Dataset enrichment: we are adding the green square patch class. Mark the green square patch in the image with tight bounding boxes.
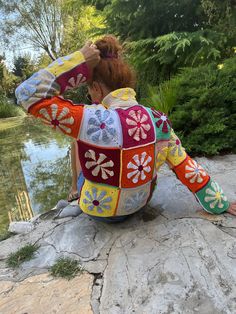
[196,179,229,214]
[146,107,171,141]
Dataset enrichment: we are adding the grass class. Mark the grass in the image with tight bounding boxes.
[0,97,25,119]
[49,257,83,280]
[6,244,40,268]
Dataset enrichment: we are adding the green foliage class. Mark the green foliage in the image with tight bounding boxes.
[0,94,25,118]
[13,55,36,80]
[0,229,15,242]
[0,57,18,98]
[127,29,235,101]
[50,258,83,280]
[85,0,207,40]
[7,244,40,268]
[141,78,180,114]
[169,57,236,156]
[60,3,105,55]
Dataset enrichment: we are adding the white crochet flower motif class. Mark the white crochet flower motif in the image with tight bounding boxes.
[185,159,207,183]
[204,181,227,209]
[126,110,151,141]
[65,74,86,91]
[127,152,152,183]
[39,104,74,134]
[85,150,114,180]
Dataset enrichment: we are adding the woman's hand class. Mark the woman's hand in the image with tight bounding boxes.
[226,202,236,216]
[80,41,100,72]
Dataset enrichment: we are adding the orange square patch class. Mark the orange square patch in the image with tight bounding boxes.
[29,96,84,139]
[174,156,210,193]
[121,144,155,188]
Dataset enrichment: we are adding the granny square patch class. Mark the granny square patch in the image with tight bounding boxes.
[78,141,121,187]
[29,96,84,139]
[195,179,229,214]
[173,156,210,193]
[56,63,89,94]
[166,130,187,166]
[116,181,151,216]
[79,179,120,217]
[46,51,85,78]
[116,105,155,148]
[121,144,155,188]
[155,140,169,173]
[79,105,123,147]
[146,107,171,140]
[15,69,57,111]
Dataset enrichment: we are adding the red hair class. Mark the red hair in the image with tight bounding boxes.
[91,35,136,90]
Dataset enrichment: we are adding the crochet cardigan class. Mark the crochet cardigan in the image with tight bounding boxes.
[15,50,230,217]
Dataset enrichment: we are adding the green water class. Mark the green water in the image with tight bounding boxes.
[0,116,71,234]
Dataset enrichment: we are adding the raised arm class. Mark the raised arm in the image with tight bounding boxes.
[166,129,230,214]
[15,43,100,138]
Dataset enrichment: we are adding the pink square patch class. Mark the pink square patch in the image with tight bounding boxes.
[116,105,155,148]
[78,141,121,187]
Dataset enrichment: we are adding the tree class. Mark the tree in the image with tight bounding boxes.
[0,0,105,61]
[0,0,64,60]
[0,56,17,97]
[13,54,36,80]
[83,0,208,40]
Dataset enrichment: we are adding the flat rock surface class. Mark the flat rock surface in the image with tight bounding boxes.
[0,273,93,314]
[0,155,235,314]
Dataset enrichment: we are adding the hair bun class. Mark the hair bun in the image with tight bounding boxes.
[95,35,122,59]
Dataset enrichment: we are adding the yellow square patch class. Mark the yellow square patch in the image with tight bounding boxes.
[79,179,120,217]
[167,130,187,166]
[46,51,85,78]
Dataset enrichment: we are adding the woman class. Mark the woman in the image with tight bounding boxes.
[15,35,236,221]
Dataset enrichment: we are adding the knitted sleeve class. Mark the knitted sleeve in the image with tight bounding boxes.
[15,51,89,139]
[166,129,230,214]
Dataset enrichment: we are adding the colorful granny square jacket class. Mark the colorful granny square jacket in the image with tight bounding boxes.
[15,51,230,217]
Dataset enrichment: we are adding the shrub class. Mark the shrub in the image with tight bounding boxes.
[141,77,181,114]
[0,94,25,118]
[169,57,236,156]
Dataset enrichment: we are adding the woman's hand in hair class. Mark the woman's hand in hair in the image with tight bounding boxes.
[80,41,100,72]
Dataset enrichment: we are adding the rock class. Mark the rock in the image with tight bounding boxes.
[100,218,236,314]
[8,221,34,234]
[56,199,70,210]
[0,154,235,313]
[55,204,82,218]
[0,273,93,314]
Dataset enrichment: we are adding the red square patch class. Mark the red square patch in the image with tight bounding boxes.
[116,105,155,148]
[78,141,121,187]
[121,144,155,188]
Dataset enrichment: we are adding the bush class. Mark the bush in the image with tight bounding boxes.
[169,57,236,156]
[0,94,25,118]
[141,78,181,114]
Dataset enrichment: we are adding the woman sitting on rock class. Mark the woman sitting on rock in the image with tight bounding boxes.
[15,35,236,221]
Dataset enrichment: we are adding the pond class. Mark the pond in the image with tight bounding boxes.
[0,116,72,234]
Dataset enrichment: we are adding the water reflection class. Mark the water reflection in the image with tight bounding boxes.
[0,116,71,233]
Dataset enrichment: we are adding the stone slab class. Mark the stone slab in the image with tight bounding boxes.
[0,273,93,314]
